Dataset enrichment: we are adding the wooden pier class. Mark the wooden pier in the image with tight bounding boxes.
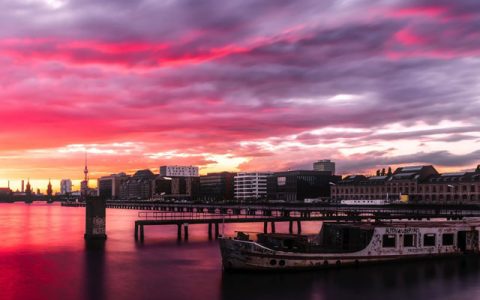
[133,207,480,241]
[134,213,309,241]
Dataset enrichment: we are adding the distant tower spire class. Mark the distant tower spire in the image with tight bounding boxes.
[84,151,89,186]
[47,179,53,197]
[25,178,32,195]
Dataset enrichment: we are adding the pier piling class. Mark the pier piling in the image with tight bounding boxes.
[214,223,219,239]
[140,225,144,242]
[184,223,189,240]
[135,223,139,240]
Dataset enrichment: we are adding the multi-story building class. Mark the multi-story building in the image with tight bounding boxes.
[170,176,200,200]
[160,166,199,177]
[0,187,12,201]
[234,172,271,201]
[199,172,236,201]
[97,173,129,200]
[313,160,336,175]
[60,179,72,195]
[152,176,172,198]
[119,169,156,200]
[267,170,341,202]
[331,165,480,203]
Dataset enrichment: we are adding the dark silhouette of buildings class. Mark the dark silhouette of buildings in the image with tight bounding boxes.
[199,172,236,201]
[267,170,341,202]
[119,169,155,200]
[332,165,480,203]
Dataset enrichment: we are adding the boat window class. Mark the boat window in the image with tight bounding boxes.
[442,233,454,246]
[423,234,436,246]
[382,234,396,248]
[403,234,415,247]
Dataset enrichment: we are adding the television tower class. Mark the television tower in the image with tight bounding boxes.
[81,151,89,198]
[84,151,89,186]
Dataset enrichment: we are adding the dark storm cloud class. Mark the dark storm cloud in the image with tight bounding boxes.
[0,0,479,174]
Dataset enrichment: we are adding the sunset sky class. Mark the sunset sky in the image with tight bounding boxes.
[1,0,479,191]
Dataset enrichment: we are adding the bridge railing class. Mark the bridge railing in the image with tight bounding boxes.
[137,211,281,221]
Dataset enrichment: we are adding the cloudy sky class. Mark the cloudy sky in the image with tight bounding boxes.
[0,0,479,190]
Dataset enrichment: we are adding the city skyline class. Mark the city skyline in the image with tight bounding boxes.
[1,0,480,187]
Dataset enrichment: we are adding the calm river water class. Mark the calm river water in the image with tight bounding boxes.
[1,203,480,300]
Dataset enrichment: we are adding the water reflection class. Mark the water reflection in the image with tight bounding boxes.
[1,203,480,300]
[84,240,106,300]
[220,257,480,300]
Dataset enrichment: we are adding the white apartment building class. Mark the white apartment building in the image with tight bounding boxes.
[234,172,271,201]
[160,165,199,177]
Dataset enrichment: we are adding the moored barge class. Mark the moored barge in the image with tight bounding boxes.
[219,219,480,271]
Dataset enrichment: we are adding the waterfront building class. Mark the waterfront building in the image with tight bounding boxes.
[331,165,480,203]
[199,172,236,201]
[160,165,199,177]
[234,172,271,201]
[313,159,336,175]
[152,176,172,199]
[0,187,12,201]
[170,176,200,200]
[267,170,341,202]
[97,173,129,200]
[60,179,73,195]
[119,169,156,200]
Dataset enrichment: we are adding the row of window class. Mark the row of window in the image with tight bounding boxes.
[334,185,478,194]
[382,233,454,248]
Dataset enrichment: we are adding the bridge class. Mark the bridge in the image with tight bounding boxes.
[61,201,480,241]
[132,204,480,241]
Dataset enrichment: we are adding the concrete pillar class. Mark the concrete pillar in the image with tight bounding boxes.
[177,224,182,240]
[208,223,213,240]
[134,223,139,240]
[214,223,220,239]
[184,224,189,240]
[84,197,107,240]
[271,222,276,233]
[140,225,144,242]
[289,221,293,234]
[297,221,302,234]
[264,222,268,233]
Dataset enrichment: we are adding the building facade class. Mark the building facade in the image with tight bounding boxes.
[313,160,336,175]
[98,173,129,200]
[199,172,236,201]
[331,165,480,203]
[234,172,271,201]
[60,179,72,195]
[152,176,172,199]
[119,169,156,200]
[159,166,199,177]
[170,176,200,200]
[267,170,341,202]
[0,188,12,201]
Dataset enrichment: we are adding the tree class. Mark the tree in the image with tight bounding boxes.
[476,165,480,172]
[376,169,380,176]
[381,168,386,176]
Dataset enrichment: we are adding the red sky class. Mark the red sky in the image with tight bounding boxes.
[1,0,480,192]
